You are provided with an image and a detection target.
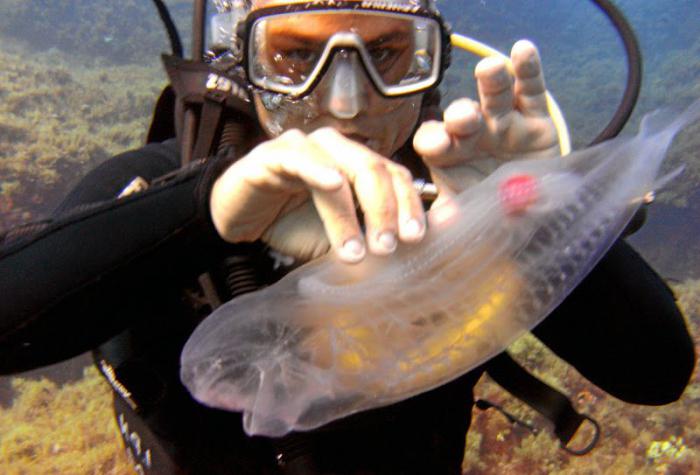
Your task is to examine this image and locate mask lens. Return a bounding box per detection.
[248,10,442,97]
[250,15,324,90]
[383,17,440,89]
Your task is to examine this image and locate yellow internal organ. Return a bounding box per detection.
[307,258,523,394]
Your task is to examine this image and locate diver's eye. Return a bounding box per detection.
[368,47,397,64]
[284,48,318,64]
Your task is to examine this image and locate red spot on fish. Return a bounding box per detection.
[499,174,539,215]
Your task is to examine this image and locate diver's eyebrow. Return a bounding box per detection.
[271,33,325,48]
[365,31,410,48]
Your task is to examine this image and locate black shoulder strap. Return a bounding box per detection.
[482,352,600,455]
[160,54,257,163]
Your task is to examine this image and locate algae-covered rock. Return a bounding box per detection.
[0,367,133,475]
[0,42,165,229]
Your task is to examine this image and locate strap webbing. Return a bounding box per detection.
[191,94,225,160]
[484,352,600,455]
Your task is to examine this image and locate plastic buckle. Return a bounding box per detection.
[560,413,601,456]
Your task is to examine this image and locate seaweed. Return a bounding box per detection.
[0,41,165,230]
[0,367,132,474]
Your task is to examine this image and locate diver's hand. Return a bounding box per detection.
[210,128,426,263]
[413,40,558,197]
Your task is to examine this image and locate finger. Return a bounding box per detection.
[443,98,483,138]
[413,119,481,168]
[310,182,367,263]
[511,40,549,117]
[412,120,451,164]
[311,128,402,256]
[386,163,426,243]
[428,193,460,230]
[258,129,344,191]
[474,55,515,123]
[263,130,367,263]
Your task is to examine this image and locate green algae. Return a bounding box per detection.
[0,41,165,229]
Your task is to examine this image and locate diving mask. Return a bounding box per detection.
[241,1,451,99]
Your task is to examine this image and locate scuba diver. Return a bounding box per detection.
[0,0,695,473]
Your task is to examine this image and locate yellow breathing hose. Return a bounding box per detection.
[450,33,572,156]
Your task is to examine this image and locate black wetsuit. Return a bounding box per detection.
[0,139,695,475]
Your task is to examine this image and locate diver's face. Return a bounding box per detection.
[250,0,424,157]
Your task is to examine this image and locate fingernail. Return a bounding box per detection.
[375,231,397,254]
[403,218,425,240]
[340,237,366,262]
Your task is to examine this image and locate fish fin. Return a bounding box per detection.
[640,99,700,138]
[653,165,685,192]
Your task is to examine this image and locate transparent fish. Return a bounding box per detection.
[181,100,700,437]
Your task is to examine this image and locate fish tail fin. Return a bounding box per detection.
[633,99,700,194]
[640,98,700,138]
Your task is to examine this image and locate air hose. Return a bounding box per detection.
[152,0,183,58]
[587,0,642,145]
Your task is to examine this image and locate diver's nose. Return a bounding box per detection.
[324,50,368,119]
